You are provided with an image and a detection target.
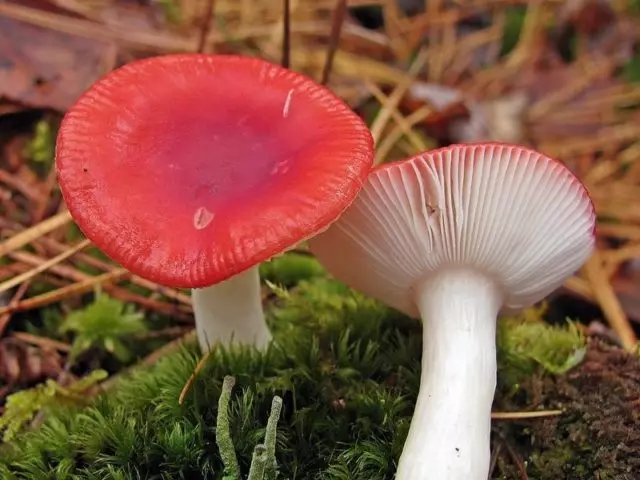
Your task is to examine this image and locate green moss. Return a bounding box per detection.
[500,7,527,56]
[620,54,640,84]
[497,304,586,387]
[259,254,325,288]
[0,254,634,479]
[24,119,57,176]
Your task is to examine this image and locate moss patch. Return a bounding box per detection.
[0,256,637,479]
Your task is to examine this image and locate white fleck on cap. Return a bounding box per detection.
[309,143,596,317]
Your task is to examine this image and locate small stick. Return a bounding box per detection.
[282,0,291,68]
[196,0,216,53]
[320,0,347,86]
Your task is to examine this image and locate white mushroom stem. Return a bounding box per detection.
[396,268,503,480]
[191,266,272,352]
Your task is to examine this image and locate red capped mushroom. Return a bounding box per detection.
[56,53,374,352]
[309,143,596,479]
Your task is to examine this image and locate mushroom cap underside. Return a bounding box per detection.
[309,143,596,318]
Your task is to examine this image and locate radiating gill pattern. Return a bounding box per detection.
[309,144,596,318]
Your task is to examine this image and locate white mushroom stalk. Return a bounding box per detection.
[401,269,503,478]
[191,266,272,352]
[308,143,596,479]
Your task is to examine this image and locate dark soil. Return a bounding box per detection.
[497,338,640,479]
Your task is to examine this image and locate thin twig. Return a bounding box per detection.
[282,0,290,68]
[197,0,216,53]
[320,0,347,86]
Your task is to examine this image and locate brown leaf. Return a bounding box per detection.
[0,339,63,387]
[0,14,118,111]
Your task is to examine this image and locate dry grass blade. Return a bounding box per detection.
[0,211,72,258]
[491,410,563,420]
[369,47,429,153]
[365,80,429,154]
[0,238,91,293]
[374,105,434,163]
[564,275,594,302]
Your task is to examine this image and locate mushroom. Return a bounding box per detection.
[308,143,596,479]
[55,54,374,352]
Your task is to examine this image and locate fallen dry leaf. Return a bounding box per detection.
[0,14,117,110]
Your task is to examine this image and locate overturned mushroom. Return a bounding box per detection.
[309,143,596,479]
[56,54,374,352]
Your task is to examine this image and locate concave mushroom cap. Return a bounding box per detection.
[309,143,596,317]
[56,54,374,288]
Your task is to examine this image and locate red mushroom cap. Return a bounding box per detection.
[56,54,374,288]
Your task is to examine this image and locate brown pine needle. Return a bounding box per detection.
[583,252,638,351]
[179,348,213,405]
[0,238,91,293]
[10,331,72,353]
[491,409,563,420]
[369,47,429,152]
[0,211,72,258]
[365,80,429,153]
[0,269,130,316]
[29,235,191,305]
[320,0,347,86]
